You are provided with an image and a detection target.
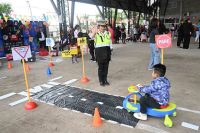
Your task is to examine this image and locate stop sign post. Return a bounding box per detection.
[155,34,172,64]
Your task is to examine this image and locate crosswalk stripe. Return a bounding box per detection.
[0,92,16,100]
[62,79,78,85]
[41,84,54,88]
[9,97,28,106]
[48,82,60,85]
[49,76,63,82]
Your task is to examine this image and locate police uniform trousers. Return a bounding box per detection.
[95,46,111,83]
[98,61,109,83]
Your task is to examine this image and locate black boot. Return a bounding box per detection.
[100,81,105,86]
[104,81,110,86]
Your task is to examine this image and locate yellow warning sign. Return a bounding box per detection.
[77,37,87,46]
[61,50,72,58]
[70,47,78,55]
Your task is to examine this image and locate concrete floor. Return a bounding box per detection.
[0,39,200,133]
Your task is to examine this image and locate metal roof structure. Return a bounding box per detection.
[69,0,151,14]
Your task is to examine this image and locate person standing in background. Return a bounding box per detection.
[148,18,160,70]
[108,25,115,44]
[37,27,46,50]
[182,19,193,49]
[88,29,96,61]
[177,20,184,48]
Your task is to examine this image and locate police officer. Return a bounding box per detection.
[92,20,112,86]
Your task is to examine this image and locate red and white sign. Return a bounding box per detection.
[12,46,32,61]
[155,34,172,48]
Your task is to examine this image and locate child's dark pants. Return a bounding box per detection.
[140,94,160,114]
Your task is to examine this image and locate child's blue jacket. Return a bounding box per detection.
[139,77,170,105]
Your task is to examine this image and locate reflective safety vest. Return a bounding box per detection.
[95,31,111,48]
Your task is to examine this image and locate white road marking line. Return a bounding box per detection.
[62,79,78,85]
[83,113,92,116]
[48,82,60,85]
[0,92,16,100]
[0,76,7,80]
[63,108,69,111]
[30,86,43,93]
[81,98,87,101]
[120,124,133,128]
[177,107,200,115]
[97,102,103,105]
[116,106,123,109]
[58,93,62,95]
[68,95,74,98]
[107,120,118,124]
[9,97,28,106]
[18,91,33,96]
[49,76,63,82]
[181,122,199,131]
[136,123,170,133]
[72,110,80,113]
[47,103,55,106]
[41,84,54,88]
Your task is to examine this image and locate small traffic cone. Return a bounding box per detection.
[93,107,102,127]
[25,63,30,72]
[47,67,52,76]
[7,61,12,69]
[48,62,54,67]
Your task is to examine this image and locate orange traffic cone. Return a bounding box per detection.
[7,61,12,69]
[25,63,30,72]
[93,107,102,127]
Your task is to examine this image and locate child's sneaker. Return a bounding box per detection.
[134,112,147,120]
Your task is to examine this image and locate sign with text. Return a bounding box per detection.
[77,37,87,46]
[61,50,72,58]
[46,38,55,47]
[70,46,78,55]
[155,34,172,48]
[12,46,32,61]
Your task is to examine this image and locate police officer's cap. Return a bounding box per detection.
[97,20,107,26]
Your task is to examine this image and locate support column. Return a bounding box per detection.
[61,0,67,34]
[128,11,130,34]
[70,0,75,28]
[57,0,62,36]
[137,12,141,25]
[113,8,118,30]
[180,0,182,22]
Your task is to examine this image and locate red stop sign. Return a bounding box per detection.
[155,34,172,48]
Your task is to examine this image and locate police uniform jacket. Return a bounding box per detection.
[95,31,111,63]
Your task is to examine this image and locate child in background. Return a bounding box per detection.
[70,44,78,63]
[134,64,170,120]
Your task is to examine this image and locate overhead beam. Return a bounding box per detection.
[116,0,128,18]
[163,0,169,17]
[50,0,59,15]
[96,6,105,19]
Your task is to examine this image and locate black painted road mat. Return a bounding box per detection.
[32,85,139,127]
